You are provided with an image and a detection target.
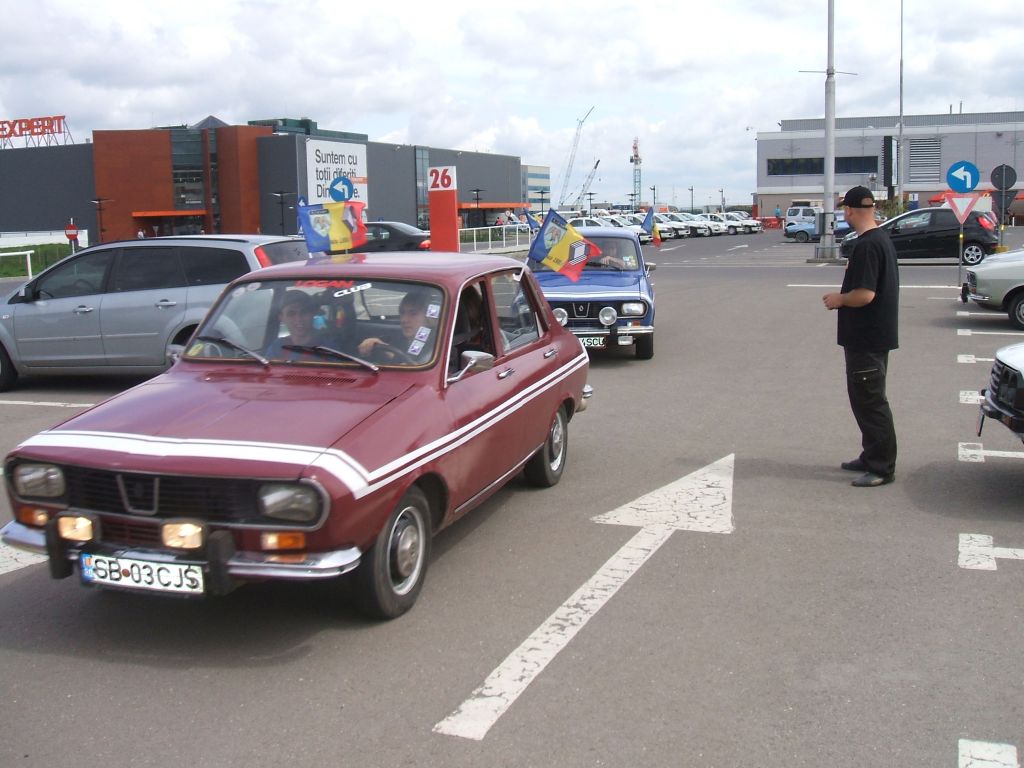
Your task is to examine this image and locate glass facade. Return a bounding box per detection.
[415,147,430,229]
[767,156,878,176]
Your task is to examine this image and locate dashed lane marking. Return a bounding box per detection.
[958,329,1024,337]
[958,534,1024,571]
[961,391,984,404]
[958,354,994,364]
[0,399,95,409]
[958,738,1019,767]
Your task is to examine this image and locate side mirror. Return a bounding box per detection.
[447,350,495,384]
[645,262,657,272]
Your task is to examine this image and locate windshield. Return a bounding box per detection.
[529,235,640,272]
[186,277,446,368]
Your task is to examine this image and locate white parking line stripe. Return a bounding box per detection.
[958,443,1024,462]
[0,399,95,408]
[958,355,994,363]
[957,310,1004,318]
[958,534,1024,571]
[788,284,959,289]
[958,738,1019,767]
[0,543,46,576]
[960,391,983,404]
[958,329,1024,337]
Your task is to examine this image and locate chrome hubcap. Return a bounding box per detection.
[548,415,565,471]
[388,507,423,594]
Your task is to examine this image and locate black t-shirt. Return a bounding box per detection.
[837,227,899,352]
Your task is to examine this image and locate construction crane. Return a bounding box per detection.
[629,137,642,209]
[569,159,601,209]
[556,106,595,208]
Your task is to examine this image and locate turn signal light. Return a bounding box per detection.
[16,507,51,527]
[161,521,205,550]
[260,532,306,551]
[58,515,94,542]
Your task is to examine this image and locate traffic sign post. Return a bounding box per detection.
[64,219,79,253]
[944,192,980,287]
[947,160,980,193]
[990,164,1017,247]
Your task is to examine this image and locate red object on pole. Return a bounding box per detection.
[64,222,79,241]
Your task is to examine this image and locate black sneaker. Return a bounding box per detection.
[851,472,895,488]
[841,458,868,472]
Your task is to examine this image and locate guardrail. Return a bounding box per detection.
[459,225,533,252]
[0,250,35,278]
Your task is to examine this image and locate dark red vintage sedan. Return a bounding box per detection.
[1,253,591,618]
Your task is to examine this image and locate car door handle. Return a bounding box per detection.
[543,349,557,359]
[497,368,516,380]
[73,305,94,314]
[154,300,178,309]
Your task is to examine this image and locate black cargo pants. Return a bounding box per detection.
[844,349,897,477]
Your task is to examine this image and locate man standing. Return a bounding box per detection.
[822,186,899,487]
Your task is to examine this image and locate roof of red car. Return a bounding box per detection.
[247,251,526,285]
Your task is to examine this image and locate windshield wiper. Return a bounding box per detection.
[281,344,379,373]
[194,335,270,367]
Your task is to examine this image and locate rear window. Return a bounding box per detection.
[180,247,249,286]
[259,240,312,265]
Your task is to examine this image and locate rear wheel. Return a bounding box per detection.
[353,486,431,619]
[0,343,17,391]
[795,230,810,243]
[962,243,986,266]
[727,226,737,235]
[635,333,654,360]
[1009,293,1024,330]
[524,406,568,487]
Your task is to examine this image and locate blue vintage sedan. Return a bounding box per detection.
[531,227,656,360]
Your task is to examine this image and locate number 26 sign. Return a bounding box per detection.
[428,166,457,192]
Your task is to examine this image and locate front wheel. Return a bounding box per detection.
[353,486,431,619]
[1009,293,1024,330]
[635,333,654,360]
[727,226,737,235]
[795,230,810,243]
[524,406,568,487]
[962,243,986,266]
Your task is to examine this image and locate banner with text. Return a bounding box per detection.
[305,139,369,208]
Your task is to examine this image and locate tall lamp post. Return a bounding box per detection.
[470,188,484,227]
[585,191,596,214]
[718,188,726,212]
[650,185,657,209]
[537,188,547,212]
[270,191,295,235]
[688,186,694,213]
[90,197,112,243]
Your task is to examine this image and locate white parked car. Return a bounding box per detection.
[665,212,711,238]
[605,215,652,244]
[695,213,728,235]
[652,213,684,239]
[724,211,763,234]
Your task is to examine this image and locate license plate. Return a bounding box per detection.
[580,336,606,349]
[81,553,204,595]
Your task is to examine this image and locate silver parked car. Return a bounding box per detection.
[963,248,1024,329]
[0,235,310,390]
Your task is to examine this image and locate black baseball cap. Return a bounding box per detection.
[840,186,875,208]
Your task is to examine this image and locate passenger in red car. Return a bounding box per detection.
[265,290,332,358]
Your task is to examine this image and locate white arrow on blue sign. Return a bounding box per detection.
[328,175,355,202]
[947,160,980,193]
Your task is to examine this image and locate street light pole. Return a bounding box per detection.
[470,188,484,227]
[270,190,294,235]
[650,185,656,208]
[585,191,596,214]
[90,197,112,243]
[537,188,547,212]
[688,186,694,213]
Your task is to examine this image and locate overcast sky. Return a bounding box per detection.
[3,0,1022,210]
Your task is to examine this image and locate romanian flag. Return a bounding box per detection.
[296,200,368,253]
[527,209,601,282]
[641,208,662,247]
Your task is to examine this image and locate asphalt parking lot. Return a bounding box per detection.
[2,229,1024,767]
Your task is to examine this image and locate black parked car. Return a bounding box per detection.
[840,207,997,264]
[360,221,431,251]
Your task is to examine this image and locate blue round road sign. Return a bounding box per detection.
[947,160,980,193]
[329,176,354,202]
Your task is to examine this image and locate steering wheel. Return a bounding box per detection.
[371,342,414,364]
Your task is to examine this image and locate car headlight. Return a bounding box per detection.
[598,306,618,326]
[621,302,646,317]
[162,520,205,550]
[258,484,320,523]
[553,307,568,326]
[13,464,66,498]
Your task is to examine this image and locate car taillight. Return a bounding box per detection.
[254,245,273,267]
[977,215,994,231]
[418,240,431,250]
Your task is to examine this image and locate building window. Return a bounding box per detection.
[767,156,878,176]
[415,147,430,229]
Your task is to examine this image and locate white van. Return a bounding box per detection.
[785,205,822,229]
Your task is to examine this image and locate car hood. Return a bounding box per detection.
[973,248,1024,269]
[534,270,647,297]
[15,368,413,476]
[997,342,1024,371]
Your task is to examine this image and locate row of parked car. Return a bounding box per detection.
[567,210,763,242]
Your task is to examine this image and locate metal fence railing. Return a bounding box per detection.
[458,225,533,252]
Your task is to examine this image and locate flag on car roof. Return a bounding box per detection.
[525,211,542,232]
[295,200,368,253]
[526,209,601,282]
[641,208,662,247]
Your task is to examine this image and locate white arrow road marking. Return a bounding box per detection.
[958,354,994,364]
[961,391,984,404]
[0,543,46,576]
[433,454,735,741]
[958,534,1024,570]
[959,739,1019,768]
[958,443,1024,463]
[959,329,1024,337]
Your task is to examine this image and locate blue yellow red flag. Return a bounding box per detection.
[526,209,601,282]
[296,200,368,253]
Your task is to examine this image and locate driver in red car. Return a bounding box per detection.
[357,289,434,363]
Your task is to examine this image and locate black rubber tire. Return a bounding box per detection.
[523,406,568,488]
[1009,293,1024,330]
[635,333,654,360]
[727,226,737,235]
[962,243,986,266]
[795,230,810,243]
[0,343,17,391]
[353,486,431,620]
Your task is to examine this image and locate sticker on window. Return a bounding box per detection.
[426,303,441,319]
[408,340,425,355]
[414,326,431,342]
